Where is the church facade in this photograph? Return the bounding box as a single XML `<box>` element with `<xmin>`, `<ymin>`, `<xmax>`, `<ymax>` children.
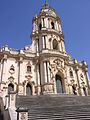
<box><xmin>0</xmin><ymin>1</ymin><xmax>90</xmax><ymax>98</ymax></box>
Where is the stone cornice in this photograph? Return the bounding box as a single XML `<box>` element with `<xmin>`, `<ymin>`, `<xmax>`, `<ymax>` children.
<box><xmin>0</xmin><ymin>47</ymin><xmax>36</xmax><ymax>60</ymax></box>
<box><xmin>33</xmin><ymin>14</ymin><xmax>61</xmax><ymax>24</ymax></box>
<box><xmin>31</xmin><ymin>29</ymin><xmax>64</xmax><ymax>40</ymax></box>
<box><xmin>65</xmin><ymin>59</ymin><xmax>88</xmax><ymax>70</ymax></box>
<box><xmin>39</xmin><ymin>49</ymin><xmax>69</xmax><ymax>60</ymax></box>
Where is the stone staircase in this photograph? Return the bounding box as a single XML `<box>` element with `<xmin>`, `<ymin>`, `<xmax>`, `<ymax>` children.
<box><xmin>16</xmin><ymin>94</ymin><xmax>90</xmax><ymax>120</ymax></box>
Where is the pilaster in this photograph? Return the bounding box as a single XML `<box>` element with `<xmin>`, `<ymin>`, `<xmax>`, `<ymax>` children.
<box><xmin>18</xmin><ymin>57</ymin><xmax>23</xmax><ymax>95</ymax></box>
<box><xmin>44</xmin><ymin>62</ymin><xmax>47</xmax><ymax>83</ymax></box>
<box><xmin>75</xmin><ymin>66</ymin><xmax>81</xmax><ymax>96</ymax></box>
<box><xmin>47</xmin><ymin>62</ymin><xmax>50</xmax><ymax>83</ymax></box>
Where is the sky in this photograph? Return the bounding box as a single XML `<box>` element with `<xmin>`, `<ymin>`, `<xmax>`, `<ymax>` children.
<box><xmin>0</xmin><ymin>0</ymin><xmax>90</xmax><ymax>76</ymax></box>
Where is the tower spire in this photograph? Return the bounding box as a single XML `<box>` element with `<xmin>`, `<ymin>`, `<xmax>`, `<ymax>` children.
<box><xmin>45</xmin><ymin>0</ymin><xmax>48</xmax><ymax>6</ymax></box>
<box><xmin>45</xmin><ymin>0</ymin><xmax>47</xmax><ymax>4</ymax></box>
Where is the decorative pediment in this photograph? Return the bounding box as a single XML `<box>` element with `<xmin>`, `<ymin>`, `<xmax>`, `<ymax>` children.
<box><xmin>70</xmin><ymin>79</ymin><xmax>75</xmax><ymax>85</ymax></box>
<box><xmin>8</xmin><ymin>76</ymin><xmax>14</xmax><ymax>82</ymax></box>
<box><xmin>9</xmin><ymin>65</ymin><xmax>15</xmax><ymax>74</ymax></box>
<box><xmin>23</xmin><ymin>80</ymin><xmax>35</xmax><ymax>86</ymax></box>
<box><xmin>53</xmin><ymin>59</ymin><xmax>64</xmax><ymax>68</ymax></box>
<box><xmin>26</xmin><ymin>61</ymin><xmax>31</xmax><ymax>66</ymax></box>
<box><xmin>25</xmin><ymin>75</ymin><xmax>32</xmax><ymax>80</ymax></box>
<box><xmin>81</xmin><ymin>81</ymin><xmax>86</xmax><ymax>87</ymax></box>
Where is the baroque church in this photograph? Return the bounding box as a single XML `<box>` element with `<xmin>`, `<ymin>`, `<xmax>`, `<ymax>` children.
<box><xmin>0</xmin><ymin>1</ymin><xmax>90</xmax><ymax>120</ymax></box>
<box><xmin>0</xmin><ymin>0</ymin><xmax>90</xmax><ymax>99</ymax></box>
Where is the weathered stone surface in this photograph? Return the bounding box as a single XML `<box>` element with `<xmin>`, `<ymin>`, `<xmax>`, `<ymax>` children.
<box><xmin>16</xmin><ymin>95</ymin><xmax>90</xmax><ymax>120</ymax></box>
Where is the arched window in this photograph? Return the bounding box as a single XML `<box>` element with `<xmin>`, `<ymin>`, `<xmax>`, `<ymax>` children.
<box><xmin>56</xmin><ymin>75</ymin><xmax>63</xmax><ymax>93</ymax></box>
<box><xmin>51</xmin><ymin>22</ymin><xmax>55</xmax><ymax>29</ymax></box>
<box><xmin>53</xmin><ymin>39</ymin><xmax>58</xmax><ymax>50</ymax></box>
<box><xmin>26</xmin><ymin>84</ymin><xmax>32</xmax><ymax>95</ymax></box>
<box><xmin>8</xmin><ymin>83</ymin><xmax>14</xmax><ymax>94</ymax></box>
<box><xmin>72</xmin><ymin>84</ymin><xmax>77</xmax><ymax>95</ymax></box>
<box><xmin>39</xmin><ymin>23</ymin><xmax>42</xmax><ymax>30</ymax></box>
<box><xmin>27</xmin><ymin>66</ymin><xmax>31</xmax><ymax>73</ymax></box>
<box><xmin>69</xmin><ymin>69</ymin><xmax>73</xmax><ymax>77</ymax></box>
<box><xmin>83</xmin><ymin>87</ymin><xmax>87</xmax><ymax>96</ymax></box>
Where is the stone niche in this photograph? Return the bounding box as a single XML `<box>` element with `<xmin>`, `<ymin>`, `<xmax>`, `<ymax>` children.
<box><xmin>42</xmin><ymin>83</ymin><xmax>54</xmax><ymax>94</ymax></box>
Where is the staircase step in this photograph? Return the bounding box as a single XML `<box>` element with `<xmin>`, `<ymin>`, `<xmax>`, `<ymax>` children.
<box><xmin>16</xmin><ymin>95</ymin><xmax>90</xmax><ymax>120</ymax></box>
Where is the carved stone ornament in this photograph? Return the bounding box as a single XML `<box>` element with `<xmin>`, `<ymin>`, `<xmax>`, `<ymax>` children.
<box><xmin>43</xmin><ymin>84</ymin><xmax>54</xmax><ymax>92</ymax></box>
<box><xmin>21</xmin><ymin>113</ymin><xmax>26</xmax><ymax>120</ymax></box>
<box><xmin>8</xmin><ymin>76</ymin><xmax>14</xmax><ymax>83</ymax></box>
<box><xmin>69</xmin><ymin>68</ymin><xmax>73</xmax><ymax>77</ymax></box>
<box><xmin>25</xmin><ymin>75</ymin><xmax>32</xmax><ymax>80</ymax></box>
<box><xmin>26</xmin><ymin>61</ymin><xmax>31</xmax><ymax>66</ymax></box>
<box><xmin>54</xmin><ymin>59</ymin><xmax>63</xmax><ymax>67</ymax></box>
<box><xmin>50</xmin><ymin>59</ymin><xmax>64</xmax><ymax>80</ymax></box>
<box><xmin>81</xmin><ymin>81</ymin><xmax>85</xmax><ymax>87</ymax></box>
<box><xmin>80</xmin><ymin>73</ymin><xmax>84</xmax><ymax>81</ymax></box>
<box><xmin>70</xmin><ymin>79</ymin><xmax>75</xmax><ymax>85</ymax></box>
<box><xmin>9</xmin><ymin>65</ymin><xmax>15</xmax><ymax>74</ymax></box>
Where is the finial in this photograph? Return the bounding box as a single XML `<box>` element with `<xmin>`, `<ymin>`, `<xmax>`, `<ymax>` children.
<box><xmin>45</xmin><ymin>0</ymin><xmax>48</xmax><ymax>6</ymax></box>
<box><xmin>35</xmin><ymin>12</ymin><xmax>37</xmax><ymax>18</ymax></box>
<box><xmin>45</xmin><ymin>0</ymin><xmax>47</xmax><ymax>4</ymax></box>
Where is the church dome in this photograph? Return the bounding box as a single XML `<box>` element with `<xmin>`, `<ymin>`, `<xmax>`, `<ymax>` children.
<box><xmin>40</xmin><ymin>0</ymin><xmax>57</xmax><ymax>18</ymax></box>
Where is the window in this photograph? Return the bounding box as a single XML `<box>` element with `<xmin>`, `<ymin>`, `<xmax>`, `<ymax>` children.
<box><xmin>8</xmin><ymin>83</ymin><xmax>14</xmax><ymax>94</ymax></box>
<box><xmin>51</xmin><ymin>22</ymin><xmax>54</xmax><ymax>29</ymax></box>
<box><xmin>27</xmin><ymin>66</ymin><xmax>31</xmax><ymax>73</ymax></box>
<box><xmin>39</xmin><ymin>23</ymin><xmax>42</xmax><ymax>30</ymax></box>
<box><xmin>70</xmin><ymin>71</ymin><xmax>73</xmax><ymax>77</ymax></box>
<box><xmin>69</xmin><ymin>68</ymin><xmax>73</xmax><ymax>77</ymax></box>
<box><xmin>83</xmin><ymin>87</ymin><xmax>87</xmax><ymax>96</ymax></box>
<box><xmin>53</xmin><ymin>39</ymin><xmax>58</xmax><ymax>50</ymax></box>
<box><xmin>26</xmin><ymin>84</ymin><xmax>32</xmax><ymax>95</ymax></box>
<box><xmin>72</xmin><ymin>84</ymin><xmax>77</xmax><ymax>95</ymax></box>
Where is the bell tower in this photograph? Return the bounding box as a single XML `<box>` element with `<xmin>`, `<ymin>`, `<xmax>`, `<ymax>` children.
<box><xmin>31</xmin><ymin>0</ymin><xmax>65</xmax><ymax>54</ymax></box>
<box><xmin>31</xmin><ymin>0</ymin><xmax>66</xmax><ymax>94</ymax></box>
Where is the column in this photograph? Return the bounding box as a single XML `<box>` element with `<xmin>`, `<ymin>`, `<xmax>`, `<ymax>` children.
<box><xmin>85</xmin><ymin>69</ymin><xmax>89</xmax><ymax>88</ymax></box>
<box><xmin>44</xmin><ymin>62</ymin><xmax>47</xmax><ymax>83</ymax></box>
<box><xmin>44</xmin><ymin>36</ymin><xmax>48</xmax><ymax>49</ymax></box>
<box><xmin>47</xmin><ymin>62</ymin><xmax>50</xmax><ymax>83</ymax></box>
<box><xmin>42</xmin><ymin>36</ymin><xmax>45</xmax><ymax>49</ymax></box>
<box><xmin>2</xmin><ymin>55</ymin><xmax>7</xmax><ymax>83</ymax></box>
<box><xmin>61</xmin><ymin>41</ymin><xmax>65</xmax><ymax>52</ymax></box>
<box><xmin>51</xmin><ymin>38</ymin><xmax>53</xmax><ymax>49</ymax></box>
<box><xmin>60</xmin><ymin>24</ymin><xmax>62</xmax><ymax>32</ymax></box>
<box><xmin>84</xmin><ymin>68</ymin><xmax>90</xmax><ymax>95</ymax></box>
<box><xmin>43</xmin><ymin>18</ymin><xmax>45</xmax><ymax>27</ymax></box>
<box><xmin>37</xmin><ymin>64</ymin><xmax>40</xmax><ymax>85</ymax></box>
<box><xmin>58</xmin><ymin>40</ymin><xmax>61</xmax><ymax>51</ymax></box>
<box><xmin>18</xmin><ymin>57</ymin><xmax>23</xmax><ymax>95</ymax></box>
<box><xmin>56</xmin><ymin>21</ymin><xmax>57</xmax><ymax>30</ymax></box>
<box><xmin>75</xmin><ymin>67</ymin><xmax>81</xmax><ymax>96</ymax></box>
<box><xmin>36</xmin><ymin>40</ymin><xmax>39</xmax><ymax>52</ymax></box>
<box><xmin>41</xmin><ymin>19</ymin><xmax>43</xmax><ymax>28</ymax></box>
<box><xmin>53</xmin><ymin>76</ymin><xmax>56</xmax><ymax>94</ymax></box>
<box><xmin>33</xmin><ymin>22</ymin><xmax>35</xmax><ymax>32</ymax></box>
<box><xmin>58</xmin><ymin>23</ymin><xmax>60</xmax><ymax>31</ymax></box>
<box><xmin>44</xmin><ymin>36</ymin><xmax>46</xmax><ymax>49</ymax></box>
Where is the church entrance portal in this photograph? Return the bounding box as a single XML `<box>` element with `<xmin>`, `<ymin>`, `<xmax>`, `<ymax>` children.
<box><xmin>56</xmin><ymin>75</ymin><xmax>63</xmax><ymax>93</ymax></box>
<box><xmin>26</xmin><ymin>84</ymin><xmax>32</xmax><ymax>95</ymax></box>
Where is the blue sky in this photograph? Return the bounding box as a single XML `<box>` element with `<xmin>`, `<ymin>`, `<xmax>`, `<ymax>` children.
<box><xmin>0</xmin><ymin>0</ymin><xmax>90</xmax><ymax>76</ymax></box>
